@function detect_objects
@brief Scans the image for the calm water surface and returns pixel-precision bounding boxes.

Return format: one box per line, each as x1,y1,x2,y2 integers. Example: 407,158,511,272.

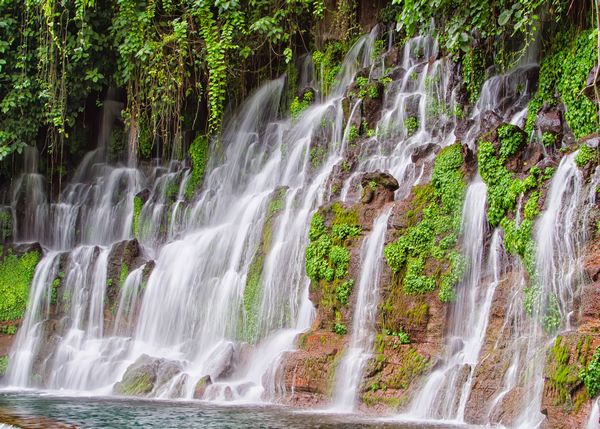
0,392,468,428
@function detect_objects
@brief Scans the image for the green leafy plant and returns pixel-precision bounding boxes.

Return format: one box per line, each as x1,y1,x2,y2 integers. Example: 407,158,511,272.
581,347,600,398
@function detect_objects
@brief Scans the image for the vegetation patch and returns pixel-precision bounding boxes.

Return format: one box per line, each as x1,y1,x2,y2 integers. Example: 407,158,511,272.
545,336,591,410
525,29,599,139
305,202,361,333
575,144,597,168
0,250,40,322
185,135,210,200
478,131,560,330
242,188,287,343
0,355,8,376
383,143,466,303
581,346,600,398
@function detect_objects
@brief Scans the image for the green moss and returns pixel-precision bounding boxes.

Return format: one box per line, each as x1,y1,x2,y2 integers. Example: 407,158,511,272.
185,135,210,200
384,143,466,301
116,372,153,396
541,132,557,147
333,323,347,335
575,144,597,168
497,124,525,159
386,348,429,390
132,195,142,237
305,203,361,328
0,251,40,322
242,188,287,343
0,325,16,335
335,279,354,305
119,263,129,288
0,355,8,376
462,48,486,104
547,336,592,408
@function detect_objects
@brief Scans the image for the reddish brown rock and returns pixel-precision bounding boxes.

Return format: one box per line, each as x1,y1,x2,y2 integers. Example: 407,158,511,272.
360,171,399,208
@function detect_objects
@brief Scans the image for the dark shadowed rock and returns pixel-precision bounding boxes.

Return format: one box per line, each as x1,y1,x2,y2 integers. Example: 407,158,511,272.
411,143,439,163
583,67,600,102
535,105,563,136
360,171,399,208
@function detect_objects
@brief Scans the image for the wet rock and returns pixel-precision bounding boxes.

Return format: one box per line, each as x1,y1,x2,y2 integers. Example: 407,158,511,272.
224,386,234,401
410,143,439,163
384,47,400,67
519,142,544,172
1,242,43,258
454,118,475,141
479,111,503,139
279,331,344,403
360,171,399,208
236,381,255,397
583,67,600,102
580,133,600,148
105,238,146,326
193,375,213,399
541,333,599,429
135,188,151,205
113,354,183,397
363,82,384,130
535,105,563,136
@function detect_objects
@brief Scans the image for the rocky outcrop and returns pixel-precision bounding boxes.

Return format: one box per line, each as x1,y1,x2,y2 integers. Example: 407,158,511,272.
113,354,183,397
360,171,399,208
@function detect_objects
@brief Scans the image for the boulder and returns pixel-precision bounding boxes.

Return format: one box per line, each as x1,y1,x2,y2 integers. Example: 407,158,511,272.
360,171,399,208
535,105,563,136
113,354,183,397
193,375,213,399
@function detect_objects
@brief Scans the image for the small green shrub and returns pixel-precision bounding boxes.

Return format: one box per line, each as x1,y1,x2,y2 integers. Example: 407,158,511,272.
333,323,347,335
498,124,525,160
581,347,600,398
336,279,354,305
541,132,557,147
404,116,419,136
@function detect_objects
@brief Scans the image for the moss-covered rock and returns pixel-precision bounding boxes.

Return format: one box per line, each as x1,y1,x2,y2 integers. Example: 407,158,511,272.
113,354,183,397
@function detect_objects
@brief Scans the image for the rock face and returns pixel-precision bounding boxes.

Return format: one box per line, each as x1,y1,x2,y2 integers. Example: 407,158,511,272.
113,354,183,397
583,67,600,102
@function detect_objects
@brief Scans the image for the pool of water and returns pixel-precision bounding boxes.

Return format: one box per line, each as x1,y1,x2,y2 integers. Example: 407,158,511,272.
0,392,468,428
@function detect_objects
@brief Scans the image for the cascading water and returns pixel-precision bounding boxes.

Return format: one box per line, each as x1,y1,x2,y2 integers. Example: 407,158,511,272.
340,35,460,201
2,21,598,429
588,398,600,429
331,208,392,411
407,179,490,421
513,151,586,428
4,30,378,402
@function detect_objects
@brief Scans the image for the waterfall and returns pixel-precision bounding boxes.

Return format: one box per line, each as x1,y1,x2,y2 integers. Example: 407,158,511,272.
407,178,490,421
513,152,585,428
588,398,600,429
331,208,392,411
4,31,377,400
